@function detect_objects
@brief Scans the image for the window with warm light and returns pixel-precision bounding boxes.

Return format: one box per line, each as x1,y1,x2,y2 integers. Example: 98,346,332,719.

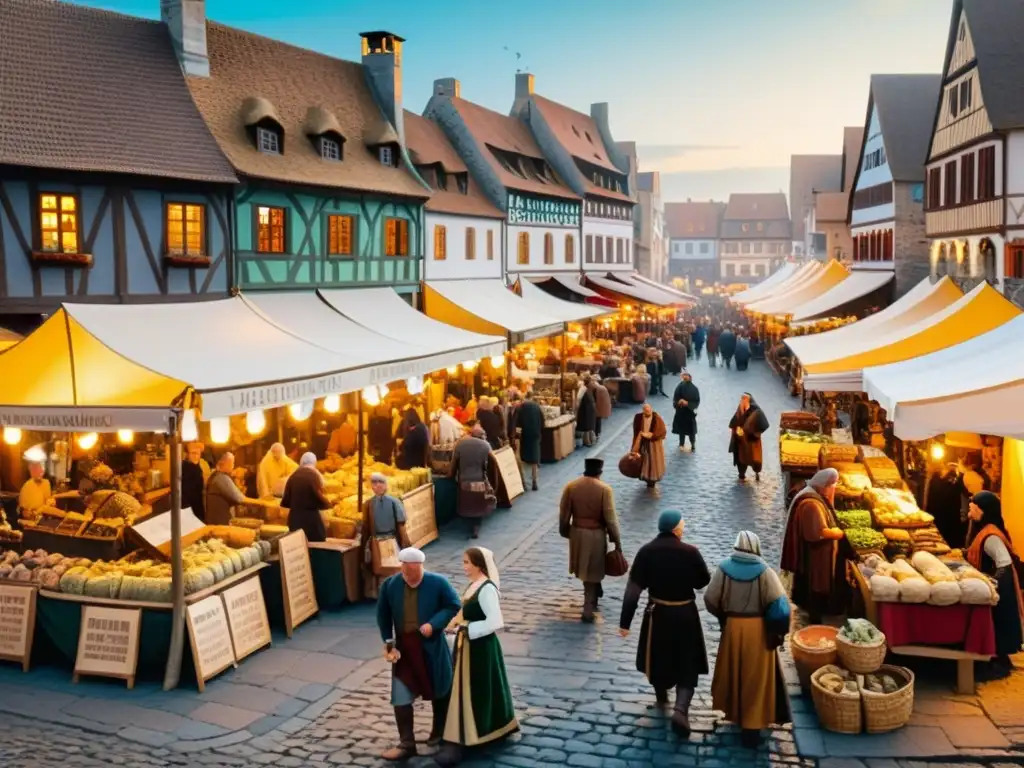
385,217,409,256
256,206,286,253
433,224,447,260
327,214,355,257
166,203,205,256
544,233,554,265
517,232,530,264
39,193,79,253
465,227,476,260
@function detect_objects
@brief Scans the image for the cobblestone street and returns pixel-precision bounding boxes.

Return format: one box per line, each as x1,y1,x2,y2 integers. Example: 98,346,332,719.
0,361,1015,768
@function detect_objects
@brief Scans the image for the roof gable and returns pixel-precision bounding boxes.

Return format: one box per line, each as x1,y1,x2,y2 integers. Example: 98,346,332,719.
529,95,618,172
871,74,942,181
0,0,235,184
946,7,977,76
723,193,789,221
664,202,725,239
789,155,842,241
185,22,427,197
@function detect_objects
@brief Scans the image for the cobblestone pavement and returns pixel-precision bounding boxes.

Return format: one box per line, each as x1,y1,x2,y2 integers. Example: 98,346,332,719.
0,360,1013,768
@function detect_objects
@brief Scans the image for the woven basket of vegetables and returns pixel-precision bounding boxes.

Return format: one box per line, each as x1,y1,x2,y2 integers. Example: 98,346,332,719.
861,665,914,733
810,664,862,734
836,619,887,674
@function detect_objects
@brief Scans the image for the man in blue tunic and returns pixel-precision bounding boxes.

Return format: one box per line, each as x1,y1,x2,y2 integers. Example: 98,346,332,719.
378,547,461,761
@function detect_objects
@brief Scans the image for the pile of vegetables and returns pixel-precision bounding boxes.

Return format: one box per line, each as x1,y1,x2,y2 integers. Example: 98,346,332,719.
836,510,873,530
838,618,883,645
863,672,904,694
816,666,860,697
846,528,886,551
0,549,77,589
779,430,829,443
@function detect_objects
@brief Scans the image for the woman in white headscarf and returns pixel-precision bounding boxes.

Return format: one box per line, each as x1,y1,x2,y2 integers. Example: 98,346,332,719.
437,547,518,764
257,442,298,499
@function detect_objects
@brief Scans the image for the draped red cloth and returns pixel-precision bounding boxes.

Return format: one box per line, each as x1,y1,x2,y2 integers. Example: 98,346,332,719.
876,602,996,656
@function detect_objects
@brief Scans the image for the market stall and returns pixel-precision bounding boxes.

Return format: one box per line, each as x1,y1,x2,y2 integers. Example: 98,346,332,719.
744,260,850,318
729,261,799,305
531,274,618,308
788,271,893,324
733,261,821,307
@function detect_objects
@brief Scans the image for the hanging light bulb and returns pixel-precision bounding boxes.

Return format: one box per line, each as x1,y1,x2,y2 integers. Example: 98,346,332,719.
117,429,134,445
181,409,199,442
361,385,381,406
446,365,459,376
289,401,313,422
323,394,341,414
406,376,424,396
462,359,478,371
930,442,946,461
2,427,21,445
77,432,99,450
490,355,505,369
209,417,230,444
23,445,47,464
246,410,266,435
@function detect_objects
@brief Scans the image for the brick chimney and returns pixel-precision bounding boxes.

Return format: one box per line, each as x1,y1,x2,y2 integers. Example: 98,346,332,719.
161,0,209,77
360,31,406,145
515,72,535,100
434,78,460,99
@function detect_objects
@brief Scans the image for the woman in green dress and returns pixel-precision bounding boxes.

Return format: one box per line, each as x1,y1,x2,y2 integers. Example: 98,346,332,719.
437,547,518,765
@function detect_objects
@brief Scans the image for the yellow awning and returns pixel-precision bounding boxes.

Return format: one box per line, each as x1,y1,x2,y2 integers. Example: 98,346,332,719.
0,309,189,431
802,282,1020,392
0,327,21,352
746,261,849,316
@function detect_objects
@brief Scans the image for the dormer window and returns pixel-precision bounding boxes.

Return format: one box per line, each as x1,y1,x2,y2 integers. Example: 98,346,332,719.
257,127,280,155
379,146,394,167
320,137,341,161
436,168,448,191
456,173,468,194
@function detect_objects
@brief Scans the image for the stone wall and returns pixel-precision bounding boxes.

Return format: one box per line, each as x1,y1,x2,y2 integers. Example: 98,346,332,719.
893,181,930,297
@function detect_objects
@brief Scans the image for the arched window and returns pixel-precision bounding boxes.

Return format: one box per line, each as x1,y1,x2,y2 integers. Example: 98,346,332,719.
980,239,998,283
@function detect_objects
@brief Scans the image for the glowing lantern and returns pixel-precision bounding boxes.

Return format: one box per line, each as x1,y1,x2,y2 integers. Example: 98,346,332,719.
181,409,199,442
117,429,134,445
323,394,341,414
77,432,99,450
209,418,230,445
490,355,505,369
2,427,21,445
246,410,266,434
361,386,381,406
289,402,313,422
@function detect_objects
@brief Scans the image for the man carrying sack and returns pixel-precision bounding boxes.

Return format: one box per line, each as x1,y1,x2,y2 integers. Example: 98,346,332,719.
361,473,412,599
377,547,461,761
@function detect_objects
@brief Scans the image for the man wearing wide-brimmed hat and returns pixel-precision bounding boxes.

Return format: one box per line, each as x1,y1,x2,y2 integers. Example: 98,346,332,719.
559,458,622,623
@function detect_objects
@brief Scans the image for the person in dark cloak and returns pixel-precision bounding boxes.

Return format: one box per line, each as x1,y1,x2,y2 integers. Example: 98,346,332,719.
705,325,721,367
575,378,598,447
966,491,1024,681
691,323,706,360
734,334,751,371
718,327,737,369
671,371,700,452
619,510,711,735
728,392,769,481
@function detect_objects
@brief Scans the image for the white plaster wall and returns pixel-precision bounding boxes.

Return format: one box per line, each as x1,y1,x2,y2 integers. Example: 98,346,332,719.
1006,130,1024,194
583,219,635,272
670,238,718,260
856,106,893,189
505,223,579,275
720,258,772,279
423,213,503,281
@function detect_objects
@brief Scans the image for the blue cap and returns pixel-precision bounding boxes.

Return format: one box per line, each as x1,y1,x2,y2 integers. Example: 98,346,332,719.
658,509,683,533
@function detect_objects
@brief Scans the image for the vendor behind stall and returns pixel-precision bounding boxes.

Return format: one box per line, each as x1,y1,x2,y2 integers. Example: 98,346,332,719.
257,443,298,499
181,442,207,521
361,472,412,598
396,409,430,470
282,452,330,543
327,416,358,458
206,452,258,525
18,461,52,516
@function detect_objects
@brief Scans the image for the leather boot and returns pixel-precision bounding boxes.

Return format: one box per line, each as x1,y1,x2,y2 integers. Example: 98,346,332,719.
654,688,669,710
434,743,464,767
581,583,596,623
671,687,694,735
382,705,416,761
426,696,448,747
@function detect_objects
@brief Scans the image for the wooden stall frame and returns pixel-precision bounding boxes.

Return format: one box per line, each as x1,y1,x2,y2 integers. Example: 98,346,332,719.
0,583,37,672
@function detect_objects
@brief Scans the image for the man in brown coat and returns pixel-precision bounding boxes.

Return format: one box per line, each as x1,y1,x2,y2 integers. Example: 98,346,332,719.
591,376,613,441
559,458,622,623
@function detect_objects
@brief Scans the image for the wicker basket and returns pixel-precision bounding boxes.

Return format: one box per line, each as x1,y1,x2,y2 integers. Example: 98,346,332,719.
836,632,887,674
810,665,862,734
791,625,838,689
860,665,915,733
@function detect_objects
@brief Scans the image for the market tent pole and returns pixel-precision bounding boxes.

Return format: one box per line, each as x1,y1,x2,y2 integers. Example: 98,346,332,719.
357,391,365,516
163,412,184,691
560,332,567,408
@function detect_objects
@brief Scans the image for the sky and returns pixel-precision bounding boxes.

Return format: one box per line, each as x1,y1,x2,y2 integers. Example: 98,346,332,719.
80,0,953,203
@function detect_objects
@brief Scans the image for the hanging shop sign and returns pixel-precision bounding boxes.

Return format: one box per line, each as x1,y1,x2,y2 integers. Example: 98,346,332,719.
507,194,581,228
0,406,173,433
186,595,237,691
74,605,142,688
278,530,319,637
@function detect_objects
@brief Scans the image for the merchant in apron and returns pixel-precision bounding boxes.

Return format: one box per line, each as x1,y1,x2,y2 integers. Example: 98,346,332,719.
361,472,412,599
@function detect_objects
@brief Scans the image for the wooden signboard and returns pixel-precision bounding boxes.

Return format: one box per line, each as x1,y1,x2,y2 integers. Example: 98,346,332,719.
185,595,237,691
74,605,142,689
402,484,438,550
277,530,319,637
0,584,37,672
128,507,207,559
493,446,525,505
221,574,272,661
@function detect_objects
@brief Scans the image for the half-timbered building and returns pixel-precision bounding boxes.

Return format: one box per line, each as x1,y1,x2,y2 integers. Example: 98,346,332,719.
175,2,429,295
925,0,1024,303
0,0,237,326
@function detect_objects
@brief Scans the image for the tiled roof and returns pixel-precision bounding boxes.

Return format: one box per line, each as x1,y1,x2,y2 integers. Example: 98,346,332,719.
959,0,1024,130
186,22,427,197
530,95,618,172
870,74,942,182
721,193,791,240
0,0,236,184
583,179,635,203
789,155,842,241
403,111,504,219
664,201,726,239
450,97,579,201
814,190,850,222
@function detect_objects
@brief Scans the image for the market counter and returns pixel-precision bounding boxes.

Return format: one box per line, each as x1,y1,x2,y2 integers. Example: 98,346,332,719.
878,602,995,656
542,416,576,463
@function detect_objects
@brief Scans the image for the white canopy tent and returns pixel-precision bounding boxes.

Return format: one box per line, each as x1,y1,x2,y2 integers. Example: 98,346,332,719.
786,277,959,366
731,262,805,306
863,315,1024,440
512,276,610,322
423,279,565,342
586,274,675,307
789,271,893,322
316,288,506,369
625,273,696,304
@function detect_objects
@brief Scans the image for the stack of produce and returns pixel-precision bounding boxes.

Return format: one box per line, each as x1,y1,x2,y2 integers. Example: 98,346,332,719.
821,444,859,465
831,462,872,491
836,510,873,531
866,488,933,527
882,528,912,557
859,552,996,606
909,526,951,556
780,430,829,470
834,485,868,511
862,456,903,489
846,528,886,553
0,549,77,589
780,411,822,434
